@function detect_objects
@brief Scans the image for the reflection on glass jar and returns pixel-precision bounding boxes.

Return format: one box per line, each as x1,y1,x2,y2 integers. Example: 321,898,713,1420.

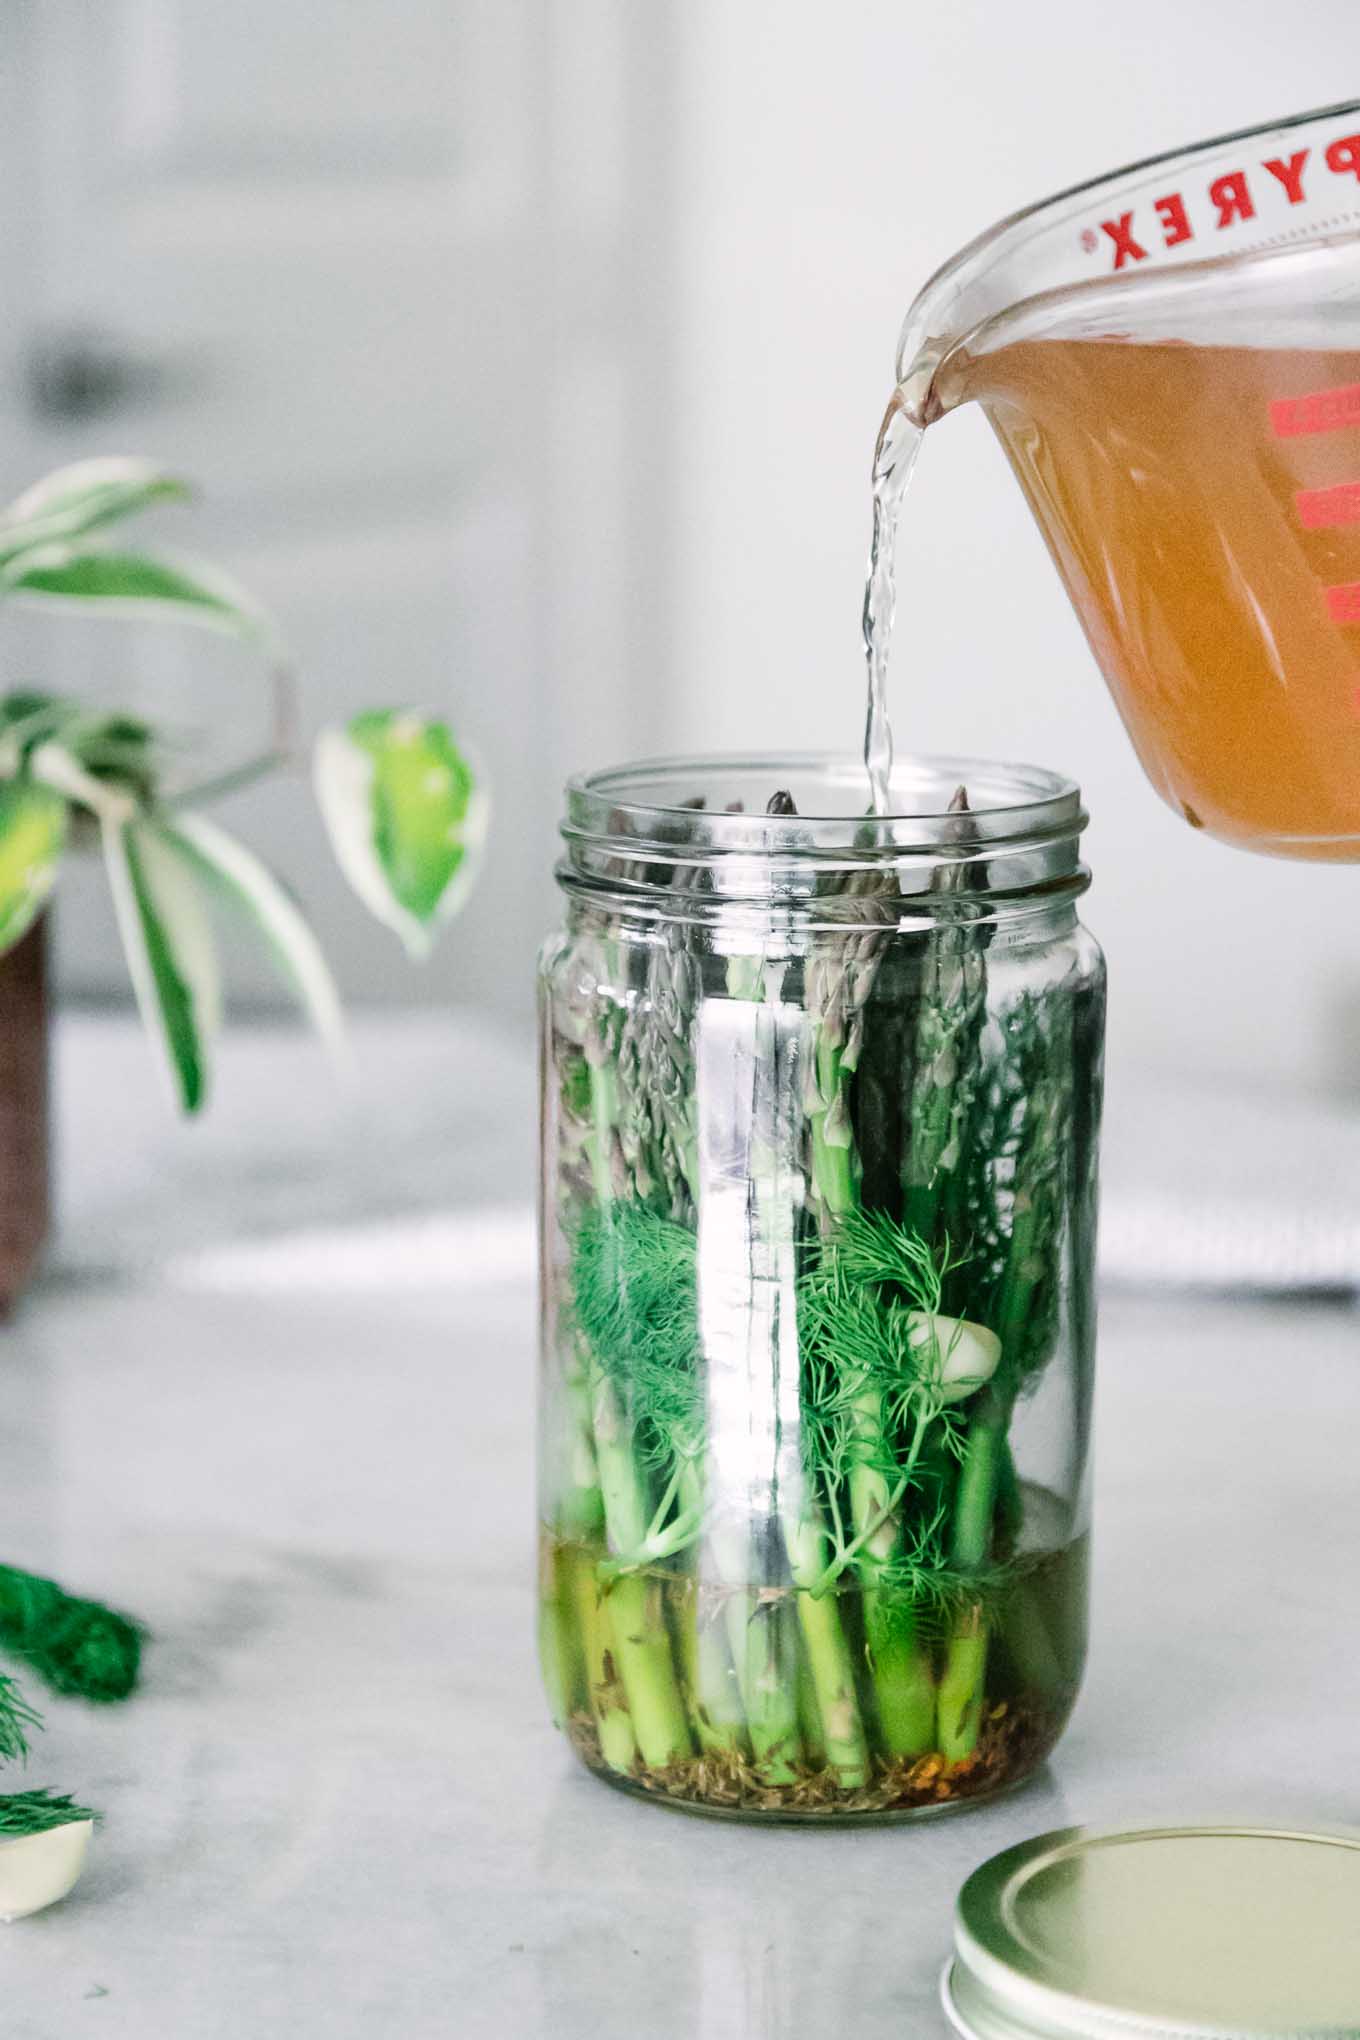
537,755,1104,1821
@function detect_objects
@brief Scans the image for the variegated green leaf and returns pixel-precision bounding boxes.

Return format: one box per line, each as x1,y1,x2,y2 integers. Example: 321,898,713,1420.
164,812,344,1054
28,741,138,825
102,819,221,1114
0,692,66,735
0,548,276,651
313,710,487,958
0,779,67,955
0,458,188,563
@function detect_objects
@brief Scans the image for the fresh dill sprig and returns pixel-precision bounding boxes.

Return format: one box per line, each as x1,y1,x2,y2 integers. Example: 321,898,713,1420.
796,1212,974,1598
874,1503,1018,1640
799,1209,964,1482
0,1790,97,1837
571,1203,702,1477
572,1200,985,1574
0,1673,41,1763
815,1206,951,1311
0,1566,143,1704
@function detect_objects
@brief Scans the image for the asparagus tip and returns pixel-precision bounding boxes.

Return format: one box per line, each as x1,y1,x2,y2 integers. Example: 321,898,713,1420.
766,789,798,816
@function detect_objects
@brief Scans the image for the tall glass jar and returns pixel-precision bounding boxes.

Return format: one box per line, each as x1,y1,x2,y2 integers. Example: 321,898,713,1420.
537,755,1104,1820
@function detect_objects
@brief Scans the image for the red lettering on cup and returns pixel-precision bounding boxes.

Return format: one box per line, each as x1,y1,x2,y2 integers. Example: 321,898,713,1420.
1209,170,1255,228
1271,382,1360,438
1325,134,1360,182
1263,150,1309,203
1296,482,1360,530
1101,212,1148,269
1153,192,1193,247
1325,582,1360,624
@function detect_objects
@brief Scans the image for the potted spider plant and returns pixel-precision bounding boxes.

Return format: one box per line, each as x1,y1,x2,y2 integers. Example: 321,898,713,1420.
0,457,488,1310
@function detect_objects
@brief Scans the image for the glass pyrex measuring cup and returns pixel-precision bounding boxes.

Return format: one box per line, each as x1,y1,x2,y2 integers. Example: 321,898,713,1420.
896,100,1360,859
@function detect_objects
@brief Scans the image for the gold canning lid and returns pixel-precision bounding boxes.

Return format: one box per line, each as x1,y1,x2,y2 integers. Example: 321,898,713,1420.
942,1824,1360,2039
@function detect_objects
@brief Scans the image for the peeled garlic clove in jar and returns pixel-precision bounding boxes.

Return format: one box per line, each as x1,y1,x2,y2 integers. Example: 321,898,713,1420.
907,1311,1002,1402
0,1819,93,1921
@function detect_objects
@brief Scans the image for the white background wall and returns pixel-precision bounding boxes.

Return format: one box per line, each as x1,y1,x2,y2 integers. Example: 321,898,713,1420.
4,3,674,1026
658,3,1360,1094
12,3,1360,1095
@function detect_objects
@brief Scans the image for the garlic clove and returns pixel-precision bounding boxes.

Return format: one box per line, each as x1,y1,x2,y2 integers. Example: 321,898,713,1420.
0,1819,92,1922
907,1311,1002,1402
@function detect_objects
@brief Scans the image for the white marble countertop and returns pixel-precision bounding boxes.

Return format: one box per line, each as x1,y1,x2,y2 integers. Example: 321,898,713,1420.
2,1018,1357,2037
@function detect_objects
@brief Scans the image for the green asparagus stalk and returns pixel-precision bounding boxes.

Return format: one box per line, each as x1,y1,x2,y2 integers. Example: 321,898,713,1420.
902,788,987,1244
800,1211,988,1758
538,1541,578,1730
803,837,940,1761
940,996,1073,1762
585,1354,692,1768
718,875,807,1785
566,1543,639,1772
805,868,893,1230
674,1580,749,1759
852,1418,936,1757
796,837,903,1783
781,1527,869,1786
626,806,771,1766
728,1598,801,1781
543,930,694,1770
538,974,621,1754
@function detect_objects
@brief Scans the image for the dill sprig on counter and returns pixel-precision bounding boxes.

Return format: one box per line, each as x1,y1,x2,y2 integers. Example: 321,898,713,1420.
0,1565,142,1704
0,1673,41,1763
0,1790,97,1838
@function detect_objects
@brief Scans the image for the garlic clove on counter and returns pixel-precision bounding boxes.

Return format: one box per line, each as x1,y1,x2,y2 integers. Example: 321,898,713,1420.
0,1819,93,1922
907,1311,1002,1403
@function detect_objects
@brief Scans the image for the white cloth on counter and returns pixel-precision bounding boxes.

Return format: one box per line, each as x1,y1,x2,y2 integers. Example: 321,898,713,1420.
1101,1078,1360,1296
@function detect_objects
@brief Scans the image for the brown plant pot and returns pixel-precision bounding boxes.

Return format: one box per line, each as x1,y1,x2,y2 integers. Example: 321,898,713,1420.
0,915,50,1314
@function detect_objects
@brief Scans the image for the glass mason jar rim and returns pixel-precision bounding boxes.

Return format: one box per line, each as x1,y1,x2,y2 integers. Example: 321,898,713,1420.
559,752,1089,916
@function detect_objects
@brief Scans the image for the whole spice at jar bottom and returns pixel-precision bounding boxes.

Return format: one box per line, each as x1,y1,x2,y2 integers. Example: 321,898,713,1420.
564,1689,1055,1817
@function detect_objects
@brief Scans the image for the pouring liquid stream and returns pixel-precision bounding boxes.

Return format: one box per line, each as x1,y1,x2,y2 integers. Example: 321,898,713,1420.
861,391,922,816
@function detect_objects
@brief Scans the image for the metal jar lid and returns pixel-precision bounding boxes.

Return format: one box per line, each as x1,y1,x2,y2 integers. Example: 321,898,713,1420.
942,1824,1360,2039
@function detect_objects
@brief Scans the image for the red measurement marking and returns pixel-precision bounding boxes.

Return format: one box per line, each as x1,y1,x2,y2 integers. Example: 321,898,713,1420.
1272,383,1360,438
1325,582,1360,624
1297,482,1360,529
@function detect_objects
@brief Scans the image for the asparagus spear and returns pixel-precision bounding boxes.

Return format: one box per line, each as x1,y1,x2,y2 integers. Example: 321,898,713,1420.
902,788,987,1245
804,867,894,1229
799,1215,967,1758
540,963,635,1762
544,931,693,1770
938,993,1073,1762
803,813,946,1760
575,815,808,1774
566,1543,639,1772
715,887,807,1785
584,1365,692,1769
794,808,913,1783
614,828,771,1767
